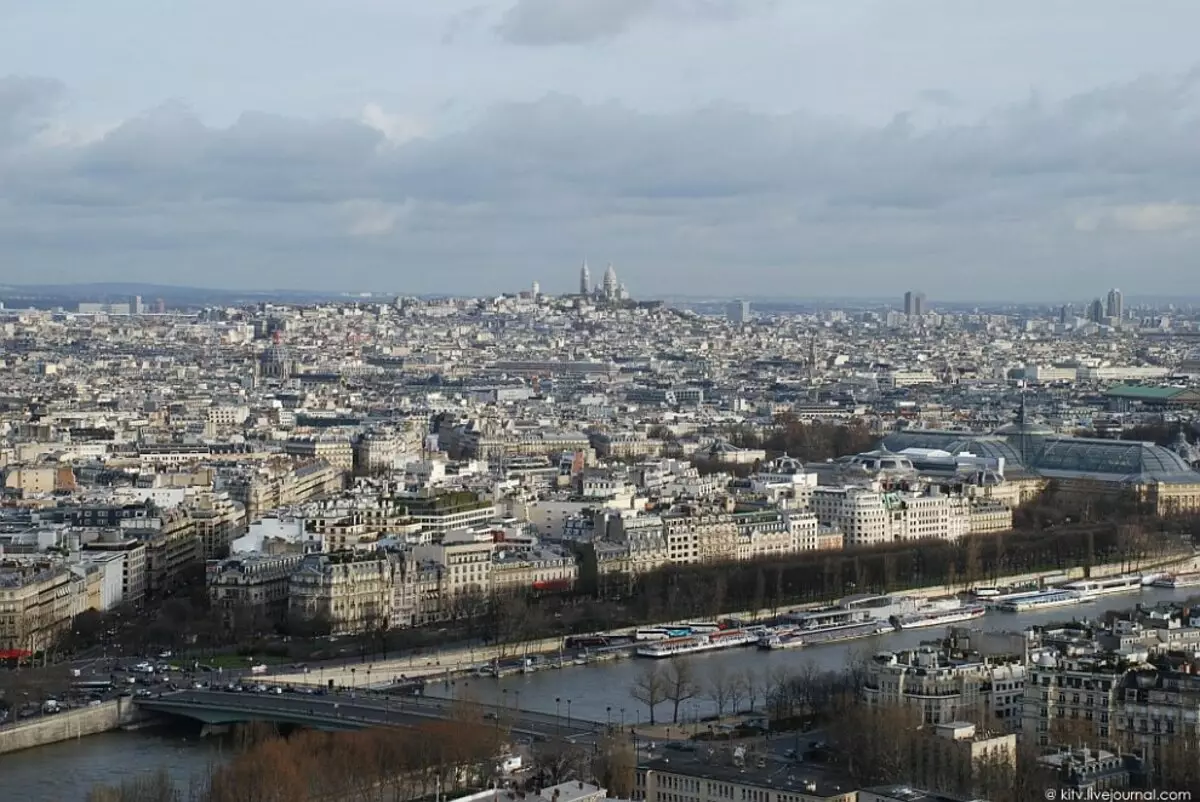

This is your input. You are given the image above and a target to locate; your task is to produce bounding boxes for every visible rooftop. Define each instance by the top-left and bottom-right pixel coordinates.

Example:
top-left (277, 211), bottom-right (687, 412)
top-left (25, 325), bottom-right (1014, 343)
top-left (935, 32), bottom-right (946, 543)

top-left (640, 749), bottom-right (854, 800)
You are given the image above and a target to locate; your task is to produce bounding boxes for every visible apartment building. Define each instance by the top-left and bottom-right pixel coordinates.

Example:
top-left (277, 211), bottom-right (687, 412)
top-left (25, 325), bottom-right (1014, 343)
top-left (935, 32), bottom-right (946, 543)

top-left (409, 539), bottom-right (494, 599)
top-left (662, 506), bottom-right (738, 564)
top-left (288, 551), bottom-right (397, 635)
top-left (80, 537), bottom-right (147, 608)
top-left (284, 435), bottom-right (354, 472)
top-left (305, 512), bottom-right (383, 552)
top-left (811, 486), bottom-right (896, 547)
top-left (590, 432), bottom-right (660, 459)
top-left (968, 499), bottom-right (1013, 534)
top-left (127, 508), bottom-right (201, 598)
top-left (1116, 667), bottom-right (1200, 766)
top-left (635, 752), bottom-right (856, 802)
top-left (220, 459), bottom-right (343, 522)
top-left (491, 545), bottom-right (577, 593)
top-left (0, 561), bottom-right (74, 653)
top-left (208, 552), bottom-right (305, 628)
top-left (392, 490), bottom-right (497, 537)
top-left (182, 490), bottom-right (247, 559)
top-left (205, 405), bottom-right (250, 429)
top-left (864, 647), bottom-right (1027, 728)
top-left (811, 486), bottom-right (977, 546)
top-left (1022, 653), bottom-right (1128, 749)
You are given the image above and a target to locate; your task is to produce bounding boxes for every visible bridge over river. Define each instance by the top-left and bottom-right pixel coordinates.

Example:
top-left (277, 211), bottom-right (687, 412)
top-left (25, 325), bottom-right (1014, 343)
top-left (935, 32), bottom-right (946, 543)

top-left (135, 688), bottom-right (602, 740)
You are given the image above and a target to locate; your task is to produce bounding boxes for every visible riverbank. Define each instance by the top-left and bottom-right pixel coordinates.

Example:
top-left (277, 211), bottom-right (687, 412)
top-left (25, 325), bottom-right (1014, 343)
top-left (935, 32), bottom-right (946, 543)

top-left (269, 551), bottom-right (1199, 690)
top-left (0, 696), bottom-right (148, 756)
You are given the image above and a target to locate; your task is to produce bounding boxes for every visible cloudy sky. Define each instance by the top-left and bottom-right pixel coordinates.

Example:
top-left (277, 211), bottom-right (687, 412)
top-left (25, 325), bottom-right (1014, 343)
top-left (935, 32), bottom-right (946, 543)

top-left (3, 0), bottom-right (1200, 300)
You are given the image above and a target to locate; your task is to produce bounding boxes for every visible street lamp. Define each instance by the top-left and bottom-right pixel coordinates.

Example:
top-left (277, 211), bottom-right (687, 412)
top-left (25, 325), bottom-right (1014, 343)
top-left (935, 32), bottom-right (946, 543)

top-left (555, 697), bottom-right (561, 734)
top-left (606, 706), bottom-right (612, 729)
top-left (350, 667), bottom-right (356, 690)
top-left (566, 699), bottom-right (572, 729)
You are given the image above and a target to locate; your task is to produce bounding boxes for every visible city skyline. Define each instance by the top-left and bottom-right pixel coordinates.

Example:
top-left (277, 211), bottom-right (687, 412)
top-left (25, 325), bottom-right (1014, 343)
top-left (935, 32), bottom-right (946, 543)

top-left (3, 2), bottom-right (1200, 297)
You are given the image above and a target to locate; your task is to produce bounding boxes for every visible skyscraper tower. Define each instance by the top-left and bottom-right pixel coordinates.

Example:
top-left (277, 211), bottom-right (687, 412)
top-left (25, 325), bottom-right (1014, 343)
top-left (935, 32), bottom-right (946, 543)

top-left (1089, 298), bottom-right (1104, 323)
top-left (903, 290), bottom-right (926, 317)
top-left (1105, 288), bottom-right (1123, 320)
top-left (579, 261), bottom-right (591, 295)
top-left (602, 263), bottom-right (618, 301)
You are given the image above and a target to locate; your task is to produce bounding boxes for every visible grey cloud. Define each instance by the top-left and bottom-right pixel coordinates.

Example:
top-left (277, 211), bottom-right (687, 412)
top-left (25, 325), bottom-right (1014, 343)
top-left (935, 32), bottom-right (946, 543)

top-left (0, 75), bottom-right (64, 148)
top-left (4, 70), bottom-right (1200, 296)
top-left (495, 0), bottom-right (769, 46)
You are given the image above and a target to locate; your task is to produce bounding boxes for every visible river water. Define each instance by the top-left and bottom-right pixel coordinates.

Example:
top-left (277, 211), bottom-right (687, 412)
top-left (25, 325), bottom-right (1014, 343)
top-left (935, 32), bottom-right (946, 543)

top-left (2, 586), bottom-right (1194, 801)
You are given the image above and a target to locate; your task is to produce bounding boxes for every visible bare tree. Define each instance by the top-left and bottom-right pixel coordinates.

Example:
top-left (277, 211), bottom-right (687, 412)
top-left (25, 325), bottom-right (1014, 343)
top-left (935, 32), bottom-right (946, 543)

top-left (663, 658), bottom-right (701, 724)
top-left (728, 671), bottom-right (747, 715)
top-left (630, 662), bottom-right (667, 725)
top-left (740, 668), bottom-right (763, 713)
top-left (706, 665), bottom-right (736, 718)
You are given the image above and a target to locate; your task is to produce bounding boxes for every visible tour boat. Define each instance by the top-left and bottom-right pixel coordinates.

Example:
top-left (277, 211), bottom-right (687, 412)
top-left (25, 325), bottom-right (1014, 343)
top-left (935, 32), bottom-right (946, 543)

top-left (635, 629), bottom-right (758, 658)
top-left (996, 589), bottom-right (1081, 613)
top-left (1060, 574), bottom-right (1144, 599)
top-left (1151, 572), bottom-right (1200, 589)
top-left (891, 604), bottom-right (987, 630)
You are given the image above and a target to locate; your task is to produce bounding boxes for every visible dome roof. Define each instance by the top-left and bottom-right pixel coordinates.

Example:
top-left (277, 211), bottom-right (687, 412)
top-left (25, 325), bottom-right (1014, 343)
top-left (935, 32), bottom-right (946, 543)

top-left (993, 420), bottom-right (1055, 437)
top-left (261, 343), bottom-right (290, 363)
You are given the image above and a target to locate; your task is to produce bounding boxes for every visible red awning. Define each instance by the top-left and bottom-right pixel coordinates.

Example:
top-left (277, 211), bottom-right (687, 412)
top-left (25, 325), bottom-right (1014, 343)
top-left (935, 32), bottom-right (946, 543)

top-left (0, 649), bottom-right (33, 659)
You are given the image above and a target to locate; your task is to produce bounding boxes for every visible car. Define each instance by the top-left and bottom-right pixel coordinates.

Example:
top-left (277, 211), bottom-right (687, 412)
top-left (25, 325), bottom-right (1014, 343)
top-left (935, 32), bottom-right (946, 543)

top-left (483, 711), bottom-right (498, 720)
top-left (134, 689), bottom-right (153, 698)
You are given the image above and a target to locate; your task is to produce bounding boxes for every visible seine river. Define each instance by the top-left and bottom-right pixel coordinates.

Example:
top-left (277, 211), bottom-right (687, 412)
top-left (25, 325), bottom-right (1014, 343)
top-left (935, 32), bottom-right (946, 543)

top-left (2, 586), bottom-right (1192, 801)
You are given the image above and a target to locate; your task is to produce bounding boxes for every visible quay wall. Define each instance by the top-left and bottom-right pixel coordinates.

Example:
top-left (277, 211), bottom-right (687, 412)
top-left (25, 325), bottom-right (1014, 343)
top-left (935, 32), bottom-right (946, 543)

top-left (0, 697), bottom-right (147, 756)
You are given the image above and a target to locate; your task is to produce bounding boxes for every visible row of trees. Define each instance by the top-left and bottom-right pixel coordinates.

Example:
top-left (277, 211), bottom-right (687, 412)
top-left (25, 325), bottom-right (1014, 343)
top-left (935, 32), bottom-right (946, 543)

top-left (88, 712), bottom-right (510, 802)
top-left (629, 659), bottom-right (778, 726)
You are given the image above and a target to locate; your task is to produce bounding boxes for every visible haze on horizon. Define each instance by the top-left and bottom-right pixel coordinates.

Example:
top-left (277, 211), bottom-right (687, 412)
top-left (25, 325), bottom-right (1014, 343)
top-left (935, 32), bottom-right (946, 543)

top-left (2, 0), bottom-right (1200, 300)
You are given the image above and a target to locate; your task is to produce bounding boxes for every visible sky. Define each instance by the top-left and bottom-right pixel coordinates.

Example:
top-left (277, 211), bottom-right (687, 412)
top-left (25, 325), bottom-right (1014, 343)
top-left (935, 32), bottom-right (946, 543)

top-left (2, 0), bottom-right (1200, 300)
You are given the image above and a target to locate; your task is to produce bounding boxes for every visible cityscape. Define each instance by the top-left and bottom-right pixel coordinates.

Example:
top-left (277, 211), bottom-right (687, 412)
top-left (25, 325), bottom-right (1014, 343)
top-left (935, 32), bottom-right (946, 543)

top-left (5, 2), bottom-right (1200, 802)
top-left (0, 269), bottom-right (1199, 800)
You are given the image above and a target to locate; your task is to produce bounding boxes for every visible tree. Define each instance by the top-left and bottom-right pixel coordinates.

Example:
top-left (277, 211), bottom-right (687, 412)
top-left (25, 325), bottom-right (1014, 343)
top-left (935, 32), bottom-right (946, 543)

top-left (593, 732), bottom-right (638, 797)
top-left (728, 672), bottom-right (747, 715)
top-left (706, 665), bottom-right (736, 718)
top-left (630, 662), bottom-right (667, 725)
top-left (740, 668), bottom-right (762, 713)
top-left (86, 769), bottom-right (184, 802)
top-left (663, 658), bottom-right (701, 724)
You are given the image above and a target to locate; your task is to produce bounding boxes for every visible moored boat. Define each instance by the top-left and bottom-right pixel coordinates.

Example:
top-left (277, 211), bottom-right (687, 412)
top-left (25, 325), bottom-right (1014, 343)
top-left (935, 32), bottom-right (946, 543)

top-left (1151, 572), bottom-right (1200, 589)
top-left (996, 589), bottom-right (1081, 612)
top-left (635, 629), bottom-right (758, 658)
top-left (892, 604), bottom-right (987, 630)
top-left (1060, 574), bottom-right (1143, 599)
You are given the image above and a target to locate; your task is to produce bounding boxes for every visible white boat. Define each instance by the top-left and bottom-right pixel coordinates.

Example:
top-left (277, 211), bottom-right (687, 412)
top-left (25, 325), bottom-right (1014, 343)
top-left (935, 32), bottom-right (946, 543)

top-left (758, 621), bottom-right (889, 650)
top-left (1151, 572), bottom-right (1200, 589)
top-left (633, 627), bottom-right (691, 641)
top-left (1060, 574), bottom-right (1143, 599)
top-left (636, 629), bottom-right (758, 658)
top-left (892, 604), bottom-right (987, 630)
top-left (996, 589), bottom-right (1081, 613)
